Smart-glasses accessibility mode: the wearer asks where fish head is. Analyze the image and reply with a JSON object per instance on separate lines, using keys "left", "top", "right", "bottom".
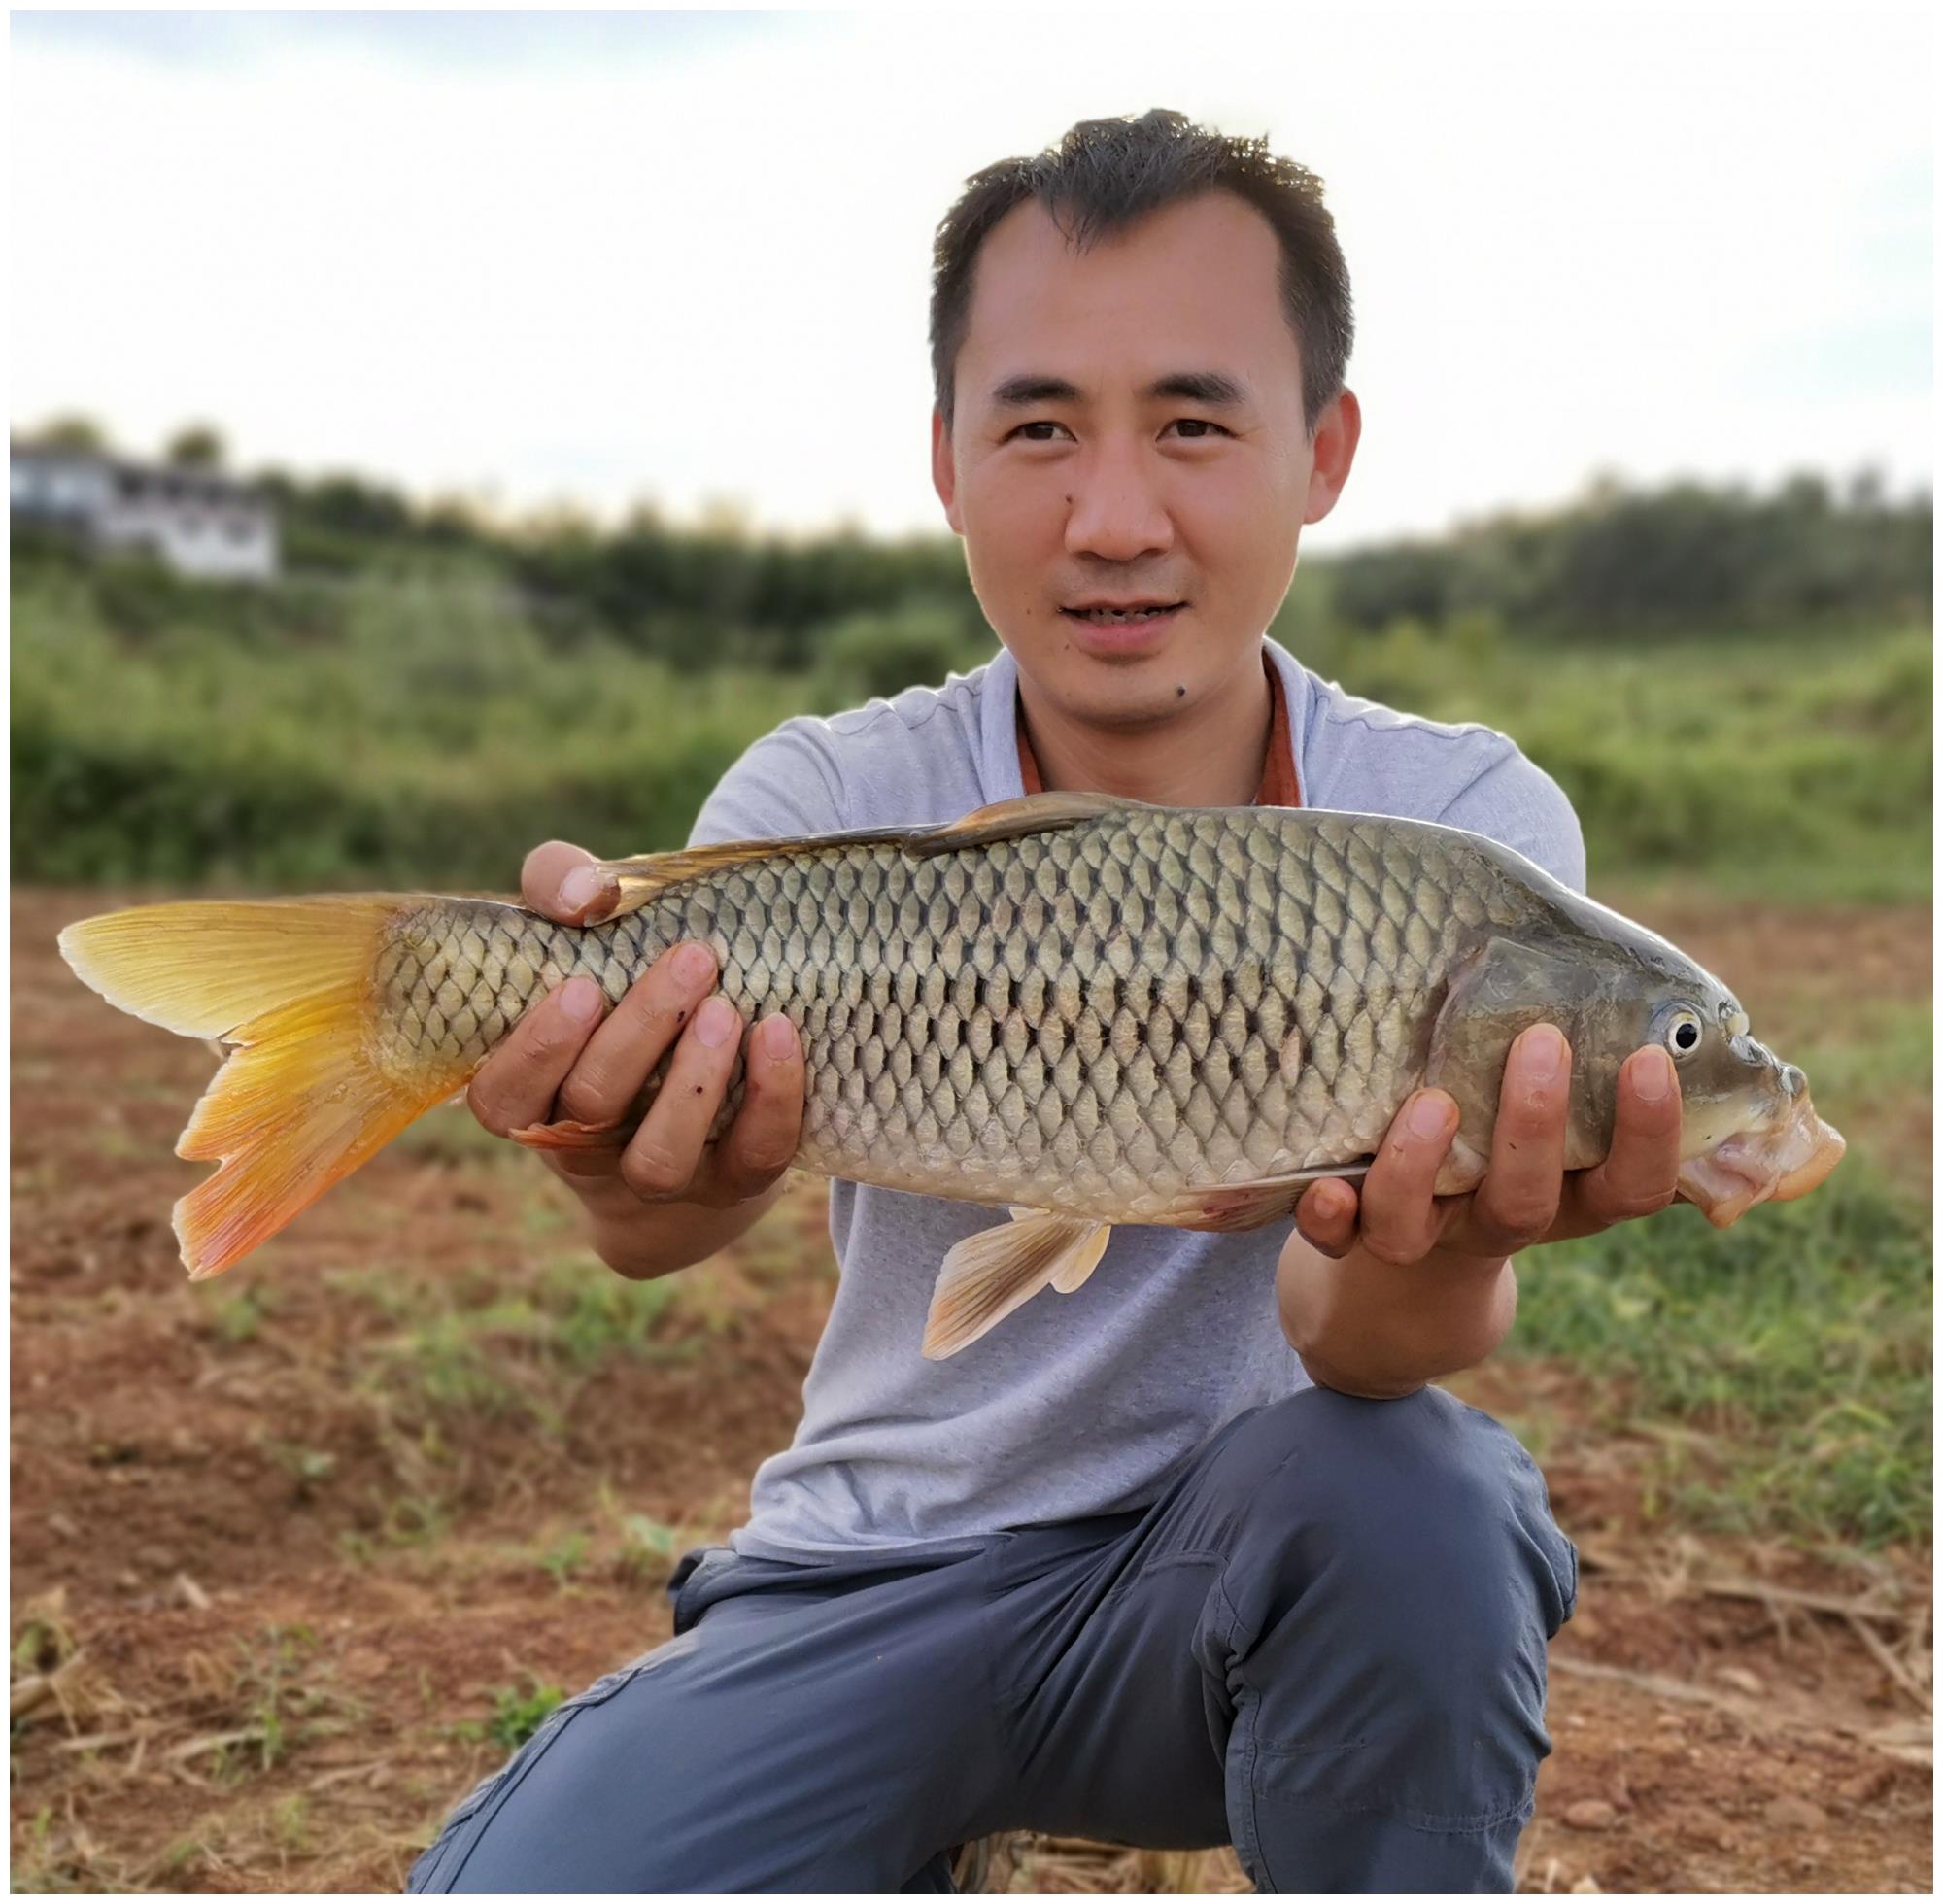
{"left": 1559, "top": 953, "right": 1846, "bottom": 1227}
{"left": 1428, "top": 930, "right": 1844, "bottom": 1224}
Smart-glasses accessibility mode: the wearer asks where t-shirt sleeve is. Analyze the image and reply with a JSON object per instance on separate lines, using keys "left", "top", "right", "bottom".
{"left": 686, "top": 717, "right": 850, "bottom": 850}
{"left": 1432, "top": 742, "right": 1587, "bottom": 895}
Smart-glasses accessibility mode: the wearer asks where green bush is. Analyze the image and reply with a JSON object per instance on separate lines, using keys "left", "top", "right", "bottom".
{"left": 8, "top": 554, "right": 1929, "bottom": 903}
{"left": 817, "top": 600, "right": 992, "bottom": 701}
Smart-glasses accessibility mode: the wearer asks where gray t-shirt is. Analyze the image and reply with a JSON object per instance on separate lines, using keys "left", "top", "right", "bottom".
{"left": 687, "top": 638, "right": 1585, "bottom": 1561}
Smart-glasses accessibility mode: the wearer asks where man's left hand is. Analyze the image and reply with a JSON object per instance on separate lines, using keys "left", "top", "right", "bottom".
{"left": 1291, "top": 1025, "right": 1685, "bottom": 1268}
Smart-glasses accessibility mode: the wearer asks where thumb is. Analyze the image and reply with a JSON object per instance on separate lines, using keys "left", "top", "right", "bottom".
{"left": 520, "top": 840, "right": 616, "bottom": 924}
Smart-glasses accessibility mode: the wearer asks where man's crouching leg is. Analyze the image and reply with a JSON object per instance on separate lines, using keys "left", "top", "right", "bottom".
{"left": 1193, "top": 1384, "right": 1577, "bottom": 1892}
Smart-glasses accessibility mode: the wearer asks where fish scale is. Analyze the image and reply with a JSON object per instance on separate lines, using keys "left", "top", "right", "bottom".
{"left": 370, "top": 807, "right": 1499, "bottom": 1222}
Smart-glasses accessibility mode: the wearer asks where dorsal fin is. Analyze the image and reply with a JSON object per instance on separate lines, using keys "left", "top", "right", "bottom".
{"left": 589, "top": 793, "right": 1137, "bottom": 920}
{"left": 902, "top": 791, "right": 1135, "bottom": 856}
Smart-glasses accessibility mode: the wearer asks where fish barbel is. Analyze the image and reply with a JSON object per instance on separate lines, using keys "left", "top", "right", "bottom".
{"left": 57, "top": 793, "right": 1844, "bottom": 1356}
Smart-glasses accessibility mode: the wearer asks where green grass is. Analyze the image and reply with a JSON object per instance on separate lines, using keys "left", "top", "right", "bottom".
{"left": 1514, "top": 1167, "right": 1931, "bottom": 1547}
{"left": 460, "top": 1678, "right": 565, "bottom": 1752}
{"left": 1284, "top": 616, "right": 1932, "bottom": 903}
{"left": 332, "top": 1252, "right": 690, "bottom": 1434}
{"left": 12, "top": 561, "right": 1929, "bottom": 905}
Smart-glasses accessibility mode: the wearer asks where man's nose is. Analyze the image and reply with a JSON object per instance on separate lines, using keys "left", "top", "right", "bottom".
{"left": 1063, "top": 446, "right": 1174, "bottom": 562}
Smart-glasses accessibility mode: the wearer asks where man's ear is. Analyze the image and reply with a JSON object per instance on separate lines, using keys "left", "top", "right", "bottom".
{"left": 931, "top": 408, "right": 965, "bottom": 535}
{"left": 1302, "top": 389, "right": 1362, "bottom": 527}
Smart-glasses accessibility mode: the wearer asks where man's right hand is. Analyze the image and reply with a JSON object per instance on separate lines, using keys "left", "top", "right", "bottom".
{"left": 465, "top": 840, "right": 807, "bottom": 1273}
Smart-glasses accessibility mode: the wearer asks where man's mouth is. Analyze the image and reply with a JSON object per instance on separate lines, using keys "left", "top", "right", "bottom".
{"left": 1060, "top": 602, "right": 1185, "bottom": 627}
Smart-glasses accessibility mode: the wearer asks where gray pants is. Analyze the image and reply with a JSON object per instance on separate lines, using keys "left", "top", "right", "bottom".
{"left": 409, "top": 1385, "right": 1576, "bottom": 1892}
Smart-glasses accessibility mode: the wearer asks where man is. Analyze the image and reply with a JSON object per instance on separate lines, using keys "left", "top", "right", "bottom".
{"left": 411, "top": 110, "right": 1683, "bottom": 1893}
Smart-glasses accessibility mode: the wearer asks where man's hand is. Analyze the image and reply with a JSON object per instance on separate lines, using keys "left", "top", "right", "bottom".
{"left": 1277, "top": 1026, "right": 1683, "bottom": 1398}
{"left": 464, "top": 839, "right": 806, "bottom": 1274}
{"left": 1295, "top": 1027, "right": 1684, "bottom": 1262}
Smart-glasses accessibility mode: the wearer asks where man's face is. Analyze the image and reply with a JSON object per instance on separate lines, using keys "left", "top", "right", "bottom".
{"left": 932, "top": 189, "right": 1358, "bottom": 728}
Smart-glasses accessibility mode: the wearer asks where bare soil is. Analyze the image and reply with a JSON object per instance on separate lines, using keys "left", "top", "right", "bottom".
{"left": 11, "top": 888, "right": 1931, "bottom": 1893}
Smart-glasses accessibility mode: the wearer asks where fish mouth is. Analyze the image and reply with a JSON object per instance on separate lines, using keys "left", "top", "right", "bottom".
{"left": 1677, "top": 1095, "right": 1847, "bottom": 1228}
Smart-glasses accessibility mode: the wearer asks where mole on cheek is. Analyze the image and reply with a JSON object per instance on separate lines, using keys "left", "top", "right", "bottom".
{"left": 1176, "top": 685, "right": 1187, "bottom": 698}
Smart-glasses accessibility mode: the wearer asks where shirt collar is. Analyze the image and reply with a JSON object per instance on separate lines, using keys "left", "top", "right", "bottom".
{"left": 1007, "top": 647, "right": 1303, "bottom": 807}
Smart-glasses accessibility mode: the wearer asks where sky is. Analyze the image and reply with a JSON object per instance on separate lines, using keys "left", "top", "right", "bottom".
{"left": 10, "top": 9, "right": 1933, "bottom": 548}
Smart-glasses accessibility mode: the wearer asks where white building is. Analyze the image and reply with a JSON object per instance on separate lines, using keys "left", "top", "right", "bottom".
{"left": 11, "top": 441, "right": 280, "bottom": 581}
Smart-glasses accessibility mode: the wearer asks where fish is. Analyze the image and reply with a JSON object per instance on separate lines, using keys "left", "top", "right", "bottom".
{"left": 57, "top": 793, "right": 1845, "bottom": 1358}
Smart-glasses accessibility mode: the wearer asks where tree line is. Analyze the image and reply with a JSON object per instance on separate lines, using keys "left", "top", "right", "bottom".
{"left": 14, "top": 419, "right": 1932, "bottom": 664}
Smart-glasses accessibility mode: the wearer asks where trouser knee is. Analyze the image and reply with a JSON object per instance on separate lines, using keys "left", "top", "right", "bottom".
{"left": 1204, "top": 1385, "right": 1576, "bottom": 1811}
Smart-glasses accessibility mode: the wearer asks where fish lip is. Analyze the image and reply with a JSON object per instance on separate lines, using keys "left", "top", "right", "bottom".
{"left": 1678, "top": 1102, "right": 1845, "bottom": 1227}
{"left": 1060, "top": 598, "right": 1185, "bottom": 615}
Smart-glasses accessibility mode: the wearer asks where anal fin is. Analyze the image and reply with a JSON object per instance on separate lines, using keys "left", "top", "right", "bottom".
{"left": 922, "top": 1213, "right": 1112, "bottom": 1359}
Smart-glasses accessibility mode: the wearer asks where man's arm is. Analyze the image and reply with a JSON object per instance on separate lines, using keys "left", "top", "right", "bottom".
{"left": 1277, "top": 1027, "right": 1683, "bottom": 1398}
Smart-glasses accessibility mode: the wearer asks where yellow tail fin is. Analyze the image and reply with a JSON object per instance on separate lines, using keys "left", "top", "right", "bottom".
{"left": 57, "top": 898, "right": 468, "bottom": 1279}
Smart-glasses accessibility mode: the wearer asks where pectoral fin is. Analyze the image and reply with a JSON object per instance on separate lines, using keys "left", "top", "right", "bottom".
{"left": 922, "top": 1213, "right": 1113, "bottom": 1359}
{"left": 1151, "top": 1164, "right": 1373, "bottom": 1233}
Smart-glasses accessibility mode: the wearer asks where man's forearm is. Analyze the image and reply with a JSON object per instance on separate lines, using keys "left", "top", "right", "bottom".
{"left": 567, "top": 1171, "right": 788, "bottom": 1280}
{"left": 1276, "top": 1231, "right": 1518, "bottom": 1399}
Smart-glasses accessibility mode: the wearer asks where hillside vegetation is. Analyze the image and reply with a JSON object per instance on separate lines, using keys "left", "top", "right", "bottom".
{"left": 10, "top": 465, "right": 1931, "bottom": 902}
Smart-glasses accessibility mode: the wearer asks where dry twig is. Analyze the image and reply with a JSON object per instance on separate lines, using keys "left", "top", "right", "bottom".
{"left": 1846, "top": 1614, "right": 1933, "bottom": 1715}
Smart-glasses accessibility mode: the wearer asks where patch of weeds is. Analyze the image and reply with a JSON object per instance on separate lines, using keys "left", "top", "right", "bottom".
{"left": 535, "top": 1529, "right": 590, "bottom": 1591}
{"left": 376, "top": 1491, "right": 455, "bottom": 1550}
{"left": 213, "top": 1623, "right": 363, "bottom": 1785}
{"left": 205, "top": 1285, "right": 275, "bottom": 1343}
{"left": 90, "top": 1122, "right": 148, "bottom": 1163}
{"left": 13, "top": 1594, "right": 80, "bottom": 1679}
{"left": 449, "top": 1676, "right": 566, "bottom": 1752}
{"left": 259, "top": 1438, "right": 338, "bottom": 1502}
{"left": 613, "top": 1513, "right": 683, "bottom": 1585}
{"left": 352, "top": 1253, "right": 697, "bottom": 1440}
{"left": 17, "top": 1805, "right": 55, "bottom": 1875}
{"left": 1512, "top": 1166, "right": 1931, "bottom": 1547}
{"left": 593, "top": 1483, "right": 715, "bottom": 1587}
{"left": 539, "top": 1254, "right": 683, "bottom": 1367}
{"left": 369, "top": 1305, "right": 564, "bottom": 1432}
{"left": 520, "top": 1193, "right": 576, "bottom": 1240}
{"left": 271, "top": 1793, "right": 311, "bottom": 1853}
{"left": 324, "top": 1260, "right": 429, "bottom": 1323}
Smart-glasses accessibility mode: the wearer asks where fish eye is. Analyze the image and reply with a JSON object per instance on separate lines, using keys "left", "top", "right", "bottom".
{"left": 1660, "top": 1008, "right": 1704, "bottom": 1059}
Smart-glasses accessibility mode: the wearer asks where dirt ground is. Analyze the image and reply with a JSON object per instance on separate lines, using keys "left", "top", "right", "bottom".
{"left": 10, "top": 887, "right": 1932, "bottom": 1893}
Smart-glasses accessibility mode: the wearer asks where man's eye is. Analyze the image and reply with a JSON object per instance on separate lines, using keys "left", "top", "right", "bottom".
{"left": 1167, "top": 419, "right": 1230, "bottom": 440}
{"left": 1009, "top": 421, "right": 1070, "bottom": 443}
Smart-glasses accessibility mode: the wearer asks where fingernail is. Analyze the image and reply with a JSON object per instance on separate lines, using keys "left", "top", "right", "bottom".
{"left": 760, "top": 1015, "right": 797, "bottom": 1060}
{"left": 1523, "top": 1023, "right": 1568, "bottom": 1082}
{"left": 560, "top": 976, "right": 602, "bottom": 1024}
{"left": 562, "top": 867, "right": 614, "bottom": 919}
{"left": 1634, "top": 1045, "right": 1674, "bottom": 1103}
{"left": 674, "top": 942, "right": 716, "bottom": 986}
{"left": 1408, "top": 1092, "right": 1453, "bottom": 1139}
{"left": 694, "top": 998, "right": 737, "bottom": 1048}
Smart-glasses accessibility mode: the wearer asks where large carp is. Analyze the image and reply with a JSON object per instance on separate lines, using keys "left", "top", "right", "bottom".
{"left": 58, "top": 793, "right": 1844, "bottom": 1356}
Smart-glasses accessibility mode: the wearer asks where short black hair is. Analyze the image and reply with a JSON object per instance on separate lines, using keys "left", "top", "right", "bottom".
{"left": 930, "top": 108, "right": 1354, "bottom": 437}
